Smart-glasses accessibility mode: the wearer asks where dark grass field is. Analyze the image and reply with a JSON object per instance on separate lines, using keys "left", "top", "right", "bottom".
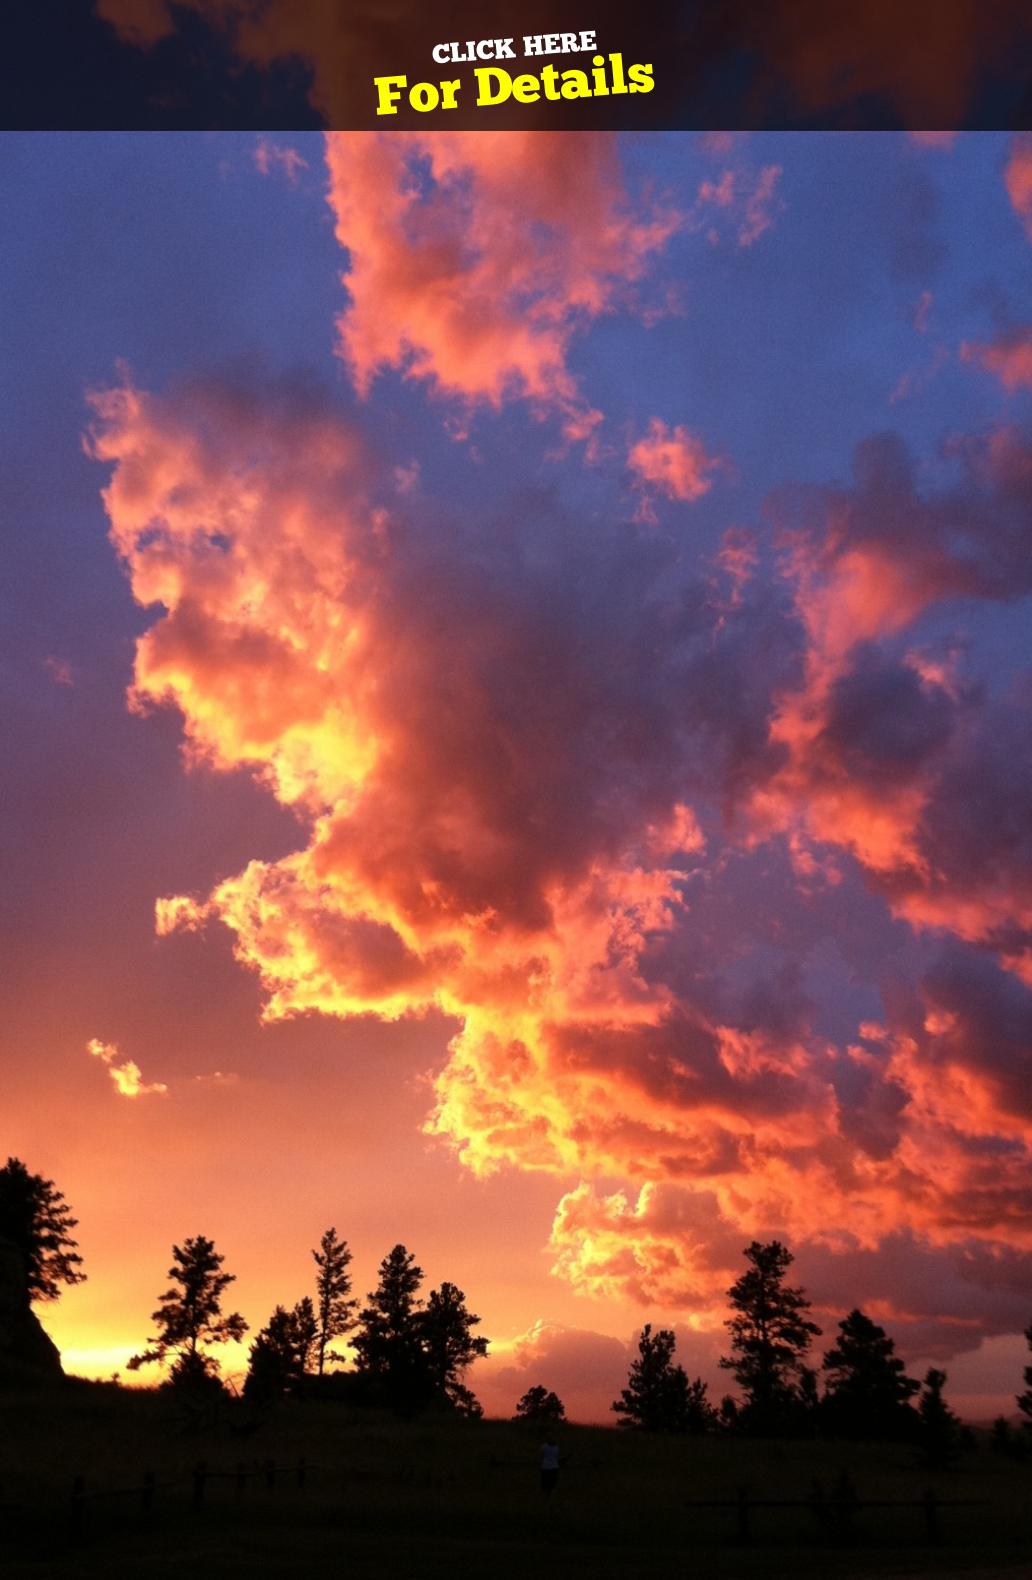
{"left": 1, "top": 1384, "right": 1029, "bottom": 1578}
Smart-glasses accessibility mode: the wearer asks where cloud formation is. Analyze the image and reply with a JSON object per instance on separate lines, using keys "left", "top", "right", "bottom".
{"left": 87, "top": 1037, "right": 167, "bottom": 1098}
{"left": 627, "top": 419, "right": 723, "bottom": 507}
{"left": 88, "top": 352, "right": 1032, "bottom": 1351}
{"left": 323, "top": 131, "right": 678, "bottom": 438}
{"left": 1005, "top": 134, "right": 1032, "bottom": 242}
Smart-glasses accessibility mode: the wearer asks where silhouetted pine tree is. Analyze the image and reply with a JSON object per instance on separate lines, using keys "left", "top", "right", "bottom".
{"left": 127, "top": 1235, "right": 247, "bottom": 1392}
{"left": 719, "top": 1241, "right": 821, "bottom": 1435}
{"left": 244, "top": 1303, "right": 311, "bottom": 1401}
{"left": 918, "top": 1367, "right": 963, "bottom": 1467}
{"left": 418, "top": 1280, "right": 488, "bottom": 1411}
{"left": 514, "top": 1385, "right": 566, "bottom": 1424}
{"left": 0, "top": 1157, "right": 84, "bottom": 1303}
{"left": 1017, "top": 1322, "right": 1032, "bottom": 1432}
{"left": 352, "top": 1244, "right": 427, "bottom": 1409}
{"left": 312, "top": 1228, "right": 356, "bottom": 1376}
{"left": 612, "top": 1325, "right": 711, "bottom": 1432}
{"left": 822, "top": 1308, "right": 919, "bottom": 1440}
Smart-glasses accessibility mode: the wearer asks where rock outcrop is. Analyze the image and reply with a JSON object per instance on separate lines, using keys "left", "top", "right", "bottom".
{"left": 0, "top": 1235, "right": 63, "bottom": 1386}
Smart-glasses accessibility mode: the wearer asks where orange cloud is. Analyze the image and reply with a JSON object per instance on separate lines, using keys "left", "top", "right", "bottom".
{"left": 87, "top": 1038, "right": 167, "bottom": 1098}
{"left": 89, "top": 374, "right": 1032, "bottom": 1323}
{"left": 741, "top": 429, "right": 1032, "bottom": 965}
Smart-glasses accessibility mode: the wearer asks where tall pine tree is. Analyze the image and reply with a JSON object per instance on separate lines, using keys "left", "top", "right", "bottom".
{"left": 0, "top": 1157, "right": 85, "bottom": 1303}
{"left": 822, "top": 1308, "right": 919, "bottom": 1439}
{"left": 918, "top": 1367, "right": 963, "bottom": 1467}
{"left": 1017, "top": 1322, "right": 1032, "bottom": 1431}
{"left": 352, "top": 1244, "right": 426, "bottom": 1407}
{"left": 312, "top": 1228, "right": 356, "bottom": 1375}
{"left": 612, "top": 1325, "right": 712, "bottom": 1432}
{"left": 720, "top": 1241, "right": 821, "bottom": 1435}
{"left": 127, "top": 1235, "right": 247, "bottom": 1390}
{"left": 418, "top": 1280, "right": 488, "bottom": 1409}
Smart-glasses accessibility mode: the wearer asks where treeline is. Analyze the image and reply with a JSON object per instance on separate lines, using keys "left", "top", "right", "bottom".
{"left": 609, "top": 1242, "right": 992, "bottom": 1465}
{"left": 4, "top": 1157, "right": 1032, "bottom": 1449}
{"left": 122, "top": 1231, "right": 488, "bottom": 1416}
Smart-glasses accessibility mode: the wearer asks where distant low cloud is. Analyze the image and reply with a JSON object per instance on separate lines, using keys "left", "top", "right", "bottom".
{"left": 87, "top": 1037, "right": 167, "bottom": 1098}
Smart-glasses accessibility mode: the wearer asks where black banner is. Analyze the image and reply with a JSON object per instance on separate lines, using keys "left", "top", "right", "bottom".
{"left": 3, "top": 0, "right": 1031, "bottom": 130}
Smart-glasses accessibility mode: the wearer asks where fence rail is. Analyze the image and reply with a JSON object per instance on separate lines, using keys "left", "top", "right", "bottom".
{"left": 0, "top": 1461, "right": 996, "bottom": 1552}
{"left": 683, "top": 1482, "right": 991, "bottom": 1545}
{"left": 1, "top": 1457, "right": 319, "bottom": 1542}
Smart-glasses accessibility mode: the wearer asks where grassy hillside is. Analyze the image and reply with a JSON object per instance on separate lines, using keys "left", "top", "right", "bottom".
{"left": 0, "top": 1382, "right": 1029, "bottom": 1578}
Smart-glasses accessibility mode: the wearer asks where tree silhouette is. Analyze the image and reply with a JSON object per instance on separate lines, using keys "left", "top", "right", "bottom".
{"left": 1017, "top": 1322, "right": 1032, "bottom": 1431}
{"left": 822, "top": 1308, "right": 919, "bottom": 1439}
{"left": 515, "top": 1385, "right": 566, "bottom": 1424}
{"left": 918, "top": 1367, "right": 963, "bottom": 1467}
{"left": 352, "top": 1248, "right": 488, "bottom": 1414}
{"left": 612, "top": 1324, "right": 711, "bottom": 1432}
{"left": 244, "top": 1299, "right": 316, "bottom": 1401}
{"left": 0, "top": 1157, "right": 84, "bottom": 1303}
{"left": 419, "top": 1280, "right": 488, "bottom": 1409}
{"left": 719, "top": 1241, "right": 821, "bottom": 1434}
{"left": 352, "top": 1244, "right": 426, "bottom": 1407}
{"left": 312, "top": 1227, "right": 356, "bottom": 1376}
{"left": 127, "top": 1235, "right": 247, "bottom": 1389}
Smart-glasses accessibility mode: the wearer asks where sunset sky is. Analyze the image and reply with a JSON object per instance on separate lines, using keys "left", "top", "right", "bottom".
{"left": 3, "top": 130, "right": 1032, "bottom": 1422}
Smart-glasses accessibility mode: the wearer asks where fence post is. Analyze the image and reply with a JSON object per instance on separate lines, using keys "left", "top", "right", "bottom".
{"left": 736, "top": 1485, "right": 752, "bottom": 1544}
{"left": 235, "top": 1461, "right": 246, "bottom": 1499}
{"left": 192, "top": 1460, "right": 208, "bottom": 1510}
{"left": 923, "top": 1487, "right": 940, "bottom": 1544}
{"left": 141, "top": 1470, "right": 156, "bottom": 1514}
{"left": 297, "top": 1456, "right": 307, "bottom": 1490}
{"left": 68, "top": 1474, "right": 85, "bottom": 1540}
{"left": 265, "top": 1459, "right": 276, "bottom": 1492}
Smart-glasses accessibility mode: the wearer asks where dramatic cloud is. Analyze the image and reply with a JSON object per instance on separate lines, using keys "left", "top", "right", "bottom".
{"left": 89, "top": 363, "right": 1032, "bottom": 1340}
{"left": 323, "top": 131, "right": 678, "bottom": 437}
{"left": 745, "top": 428, "right": 1032, "bottom": 976}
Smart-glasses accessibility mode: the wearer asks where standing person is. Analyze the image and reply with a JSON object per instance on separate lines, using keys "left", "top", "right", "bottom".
{"left": 540, "top": 1434, "right": 561, "bottom": 1498}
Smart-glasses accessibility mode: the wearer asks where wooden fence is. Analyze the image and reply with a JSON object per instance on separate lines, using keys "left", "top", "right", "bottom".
{"left": 0, "top": 1461, "right": 993, "bottom": 1552}
{"left": 1, "top": 1456, "right": 317, "bottom": 1545}
{"left": 683, "top": 1480, "right": 990, "bottom": 1545}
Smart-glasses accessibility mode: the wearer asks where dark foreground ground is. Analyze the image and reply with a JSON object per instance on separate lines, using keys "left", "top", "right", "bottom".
{"left": 0, "top": 1384, "right": 1029, "bottom": 1579}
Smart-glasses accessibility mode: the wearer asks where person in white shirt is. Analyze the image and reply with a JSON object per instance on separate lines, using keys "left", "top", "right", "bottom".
{"left": 540, "top": 1436, "right": 561, "bottom": 1497}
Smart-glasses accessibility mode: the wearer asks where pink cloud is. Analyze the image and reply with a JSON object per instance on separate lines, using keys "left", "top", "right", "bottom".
{"left": 323, "top": 132, "right": 679, "bottom": 439}
{"left": 961, "top": 327, "right": 1032, "bottom": 391}
{"left": 690, "top": 163, "right": 784, "bottom": 250}
{"left": 627, "top": 419, "right": 722, "bottom": 505}
{"left": 253, "top": 138, "right": 307, "bottom": 184}
{"left": 1005, "top": 133, "right": 1032, "bottom": 241}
